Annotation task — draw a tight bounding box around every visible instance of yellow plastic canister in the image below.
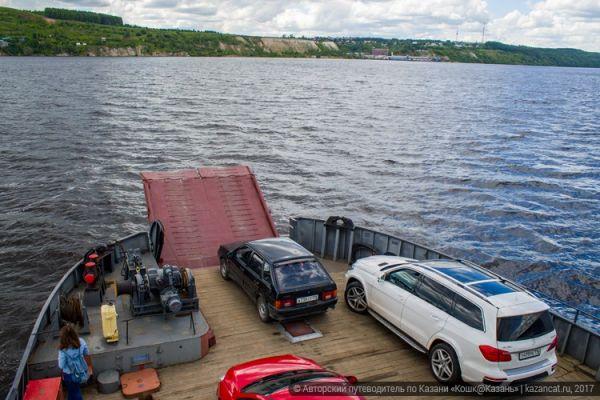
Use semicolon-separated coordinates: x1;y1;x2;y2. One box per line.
100;303;119;343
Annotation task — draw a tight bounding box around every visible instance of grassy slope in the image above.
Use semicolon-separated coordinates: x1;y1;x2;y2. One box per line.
1;7;599;67
0;7;278;56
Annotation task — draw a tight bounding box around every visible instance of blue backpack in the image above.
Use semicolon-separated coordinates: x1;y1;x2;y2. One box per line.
62;347;89;384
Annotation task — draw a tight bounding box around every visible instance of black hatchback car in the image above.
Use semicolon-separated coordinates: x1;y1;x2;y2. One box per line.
218;238;337;322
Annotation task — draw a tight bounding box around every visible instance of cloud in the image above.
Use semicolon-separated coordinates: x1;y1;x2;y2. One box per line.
59;0;110;7
209;0;492;41
175;5;217;16
145;0;179;8
489;0;600;51
3;0;599;51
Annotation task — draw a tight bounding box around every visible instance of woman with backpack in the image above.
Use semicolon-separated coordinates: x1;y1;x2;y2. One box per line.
58;324;92;400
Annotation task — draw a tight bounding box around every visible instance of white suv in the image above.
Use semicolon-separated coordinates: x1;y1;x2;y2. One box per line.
344;256;558;384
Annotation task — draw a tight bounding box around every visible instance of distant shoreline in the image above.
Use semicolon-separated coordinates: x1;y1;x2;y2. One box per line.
1;6;599;68
3;54;600;70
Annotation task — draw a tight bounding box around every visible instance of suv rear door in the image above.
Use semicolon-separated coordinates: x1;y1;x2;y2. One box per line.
496;309;556;371
401;276;454;347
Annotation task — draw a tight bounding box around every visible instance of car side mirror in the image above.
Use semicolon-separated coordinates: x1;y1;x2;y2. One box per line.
345;375;358;384
377;273;386;282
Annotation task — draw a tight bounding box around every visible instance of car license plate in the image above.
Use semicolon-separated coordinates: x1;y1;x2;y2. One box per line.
296;294;319;304
519;348;541;360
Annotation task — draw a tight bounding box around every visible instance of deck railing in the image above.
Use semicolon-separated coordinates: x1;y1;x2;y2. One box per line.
289;216;600;381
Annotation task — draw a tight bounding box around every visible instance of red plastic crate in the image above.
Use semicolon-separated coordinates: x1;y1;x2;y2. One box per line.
23;377;63;400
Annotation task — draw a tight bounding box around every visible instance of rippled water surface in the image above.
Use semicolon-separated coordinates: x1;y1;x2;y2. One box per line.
0;57;599;394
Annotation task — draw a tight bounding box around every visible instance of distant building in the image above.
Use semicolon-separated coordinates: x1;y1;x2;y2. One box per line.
410;56;433;62
372;48;388;57
389;54;444;62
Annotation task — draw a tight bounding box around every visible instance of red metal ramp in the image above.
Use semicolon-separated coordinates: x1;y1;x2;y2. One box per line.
141;166;278;268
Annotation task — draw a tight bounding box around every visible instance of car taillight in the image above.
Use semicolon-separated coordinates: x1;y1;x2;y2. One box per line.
479;345;512;362
275;298;295;309
321;289;337;301
547;335;558;351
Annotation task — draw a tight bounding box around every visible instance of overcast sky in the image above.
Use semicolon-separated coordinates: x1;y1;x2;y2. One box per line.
2;0;599;51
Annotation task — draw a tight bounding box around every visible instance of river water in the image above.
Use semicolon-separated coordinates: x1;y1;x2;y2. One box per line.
0;57;598;394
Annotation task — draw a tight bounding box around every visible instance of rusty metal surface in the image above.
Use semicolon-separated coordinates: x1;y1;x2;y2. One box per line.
141;166;278;268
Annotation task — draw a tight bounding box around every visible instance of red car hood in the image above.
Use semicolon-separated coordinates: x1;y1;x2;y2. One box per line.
267;377;364;400
229;354;322;390
269;391;364;400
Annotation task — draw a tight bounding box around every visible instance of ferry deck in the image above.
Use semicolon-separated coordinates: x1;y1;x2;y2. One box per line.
85;259;593;400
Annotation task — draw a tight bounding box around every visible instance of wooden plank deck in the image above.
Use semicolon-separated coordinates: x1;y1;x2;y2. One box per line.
87;260;593;400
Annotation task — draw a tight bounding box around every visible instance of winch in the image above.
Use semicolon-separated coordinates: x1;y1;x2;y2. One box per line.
118;250;199;316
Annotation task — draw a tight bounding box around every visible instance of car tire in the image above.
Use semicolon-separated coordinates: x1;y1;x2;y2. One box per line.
344;281;368;314
429;342;461;384
257;295;271;323
219;258;230;280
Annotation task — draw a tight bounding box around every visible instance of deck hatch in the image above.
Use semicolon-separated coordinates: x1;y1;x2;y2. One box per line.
277;321;323;343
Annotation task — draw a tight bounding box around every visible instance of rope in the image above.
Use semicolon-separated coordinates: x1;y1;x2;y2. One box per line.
60;294;84;327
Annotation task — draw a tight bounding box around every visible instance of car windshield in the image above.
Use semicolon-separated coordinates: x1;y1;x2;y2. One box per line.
242;370;338;395
273;260;331;291
497;310;554;342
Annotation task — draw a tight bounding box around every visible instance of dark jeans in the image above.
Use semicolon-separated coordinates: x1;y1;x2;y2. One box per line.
62;373;83;400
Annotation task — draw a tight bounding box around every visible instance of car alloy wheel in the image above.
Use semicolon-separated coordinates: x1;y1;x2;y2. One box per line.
431;348;454;381
219;258;229;280
257;295;271;322
345;283;367;313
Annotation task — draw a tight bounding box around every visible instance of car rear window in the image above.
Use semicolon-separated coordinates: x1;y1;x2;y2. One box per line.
274;260;331;291
497;310;554;342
